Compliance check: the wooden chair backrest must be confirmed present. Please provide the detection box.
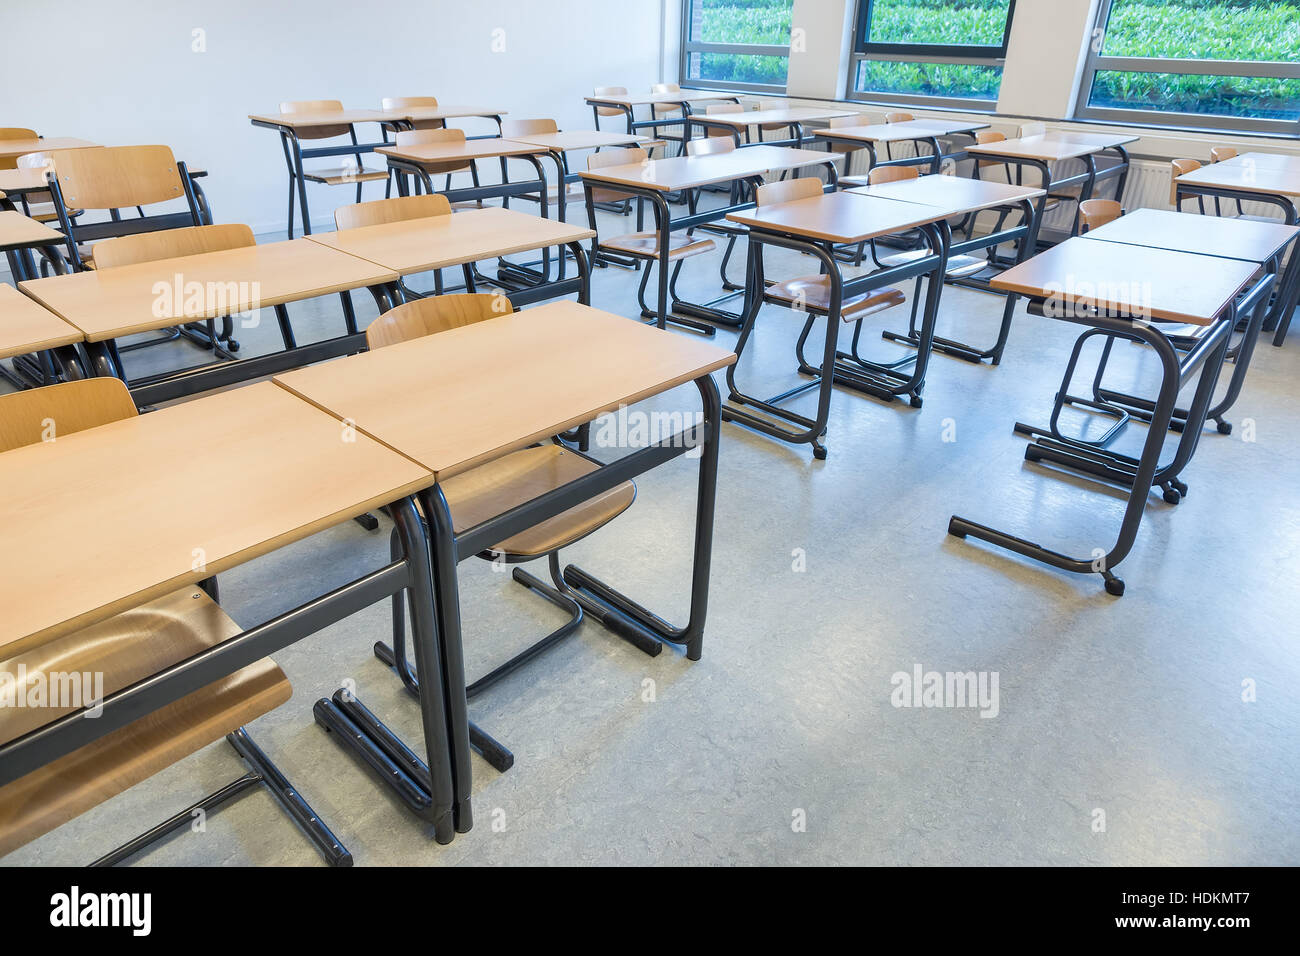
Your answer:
[593,86,627,117]
[686,135,736,158]
[756,177,822,207]
[501,118,558,138]
[0,128,38,170]
[92,224,255,270]
[1018,121,1047,138]
[868,165,920,185]
[0,378,137,454]
[382,96,438,110]
[975,130,1008,170]
[335,194,451,230]
[706,103,744,115]
[1170,158,1201,205]
[652,82,682,117]
[280,99,351,140]
[365,293,512,349]
[395,127,465,147]
[884,111,914,124]
[1210,146,1237,163]
[1078,199,1122,232]
[48,144,185,211]
[587,146,647,171]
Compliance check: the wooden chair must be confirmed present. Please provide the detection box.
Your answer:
[591,85,628,132]
[392,127,480,198]
[381,95,445,132]
[279,100,389,237]
[501,119,585,210]
[884,111,914,124]
[0,128,38,171]
[826,114,871,185]
[334,193,462,297]
[1076,199,1122,233]
[684,136,745,290]
[754,177,906,324]
[0,378,347,866]
[1171,158,1203,212]
[867,165,919,186]
[1018,121,1047,137]
[650,82,686,156]
[585,147,716,310]
[371,295,649,765]
[1210,146,1237,163]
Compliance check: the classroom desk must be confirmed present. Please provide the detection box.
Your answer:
[0,381,464,842]
[377,138,550,215]
[584,90,740,140]
[578,144,839,333]
[19,238,398,405]
[1221,151,1300,171]
[0,210,64,282]
[275,300,735,833]
[1069,208,1300,432]
[0,166,55,199]
[813,118,991,174]
[381,104,508,130]
[0,284,81,390]
[845,174,1045,363]
[721,191,957,457]
[249,110,397,237]
[305,206,594,306]
[965,133,1133,237]
[949,236,1264,595]
[685,106,857,148]
[0,137,100,165]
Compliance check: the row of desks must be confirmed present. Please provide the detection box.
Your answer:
[0,300,736,846]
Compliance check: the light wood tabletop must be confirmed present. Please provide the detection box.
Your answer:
[692,107,857,128]
[376,138,546,164]
[846,174,1044,215]
[20,238,397,342]
[248,109,392,129]
[584,91,737,108]
[1175,160,1300,199]
[1083,208,1300,264]
[507,130,659,152]
[578,144,834,192]
[382,105,508,124]
[0,167,52,196]
[990,236,1261,325]
[1029,130,1140,149]
[0,210,63,252]
[965,135,1103,162]
[0,138,100,162]
[726,190,954,244]
[0,381,432,653]
[814,118,988,144]
[306,207,595,275]
[1222,151,1300,171]
[0,285,82,360]
[274,301,736,481]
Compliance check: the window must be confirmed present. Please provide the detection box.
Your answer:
[680,0,793,92]
[849,0,1015,109]
[1076,0,1300,134]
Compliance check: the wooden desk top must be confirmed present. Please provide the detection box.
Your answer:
[846,174,1044,215]
[21,238,397,342]
[0,167,52,196]
[1176,160,1300,199]
[306,207,594,275]
[814,118,987,144]
[990,236,1260,325]
[274,301,736,481]
[0,138,100,162]
[1084,208,1299,264]
[0,381,432,652]
[0,285,82,360]
[584,91,737,108]
[727,190,955,244]
[578,144,834,192]
[508,130,659,152]
[1224,151,1300,171]
[248,109,392,129]
[0,211,63,252]
[383,105,507,123]
[692,107,857,128]
[965,135,1101,162]
[376,138,545,164]
[1033,130,1140,149]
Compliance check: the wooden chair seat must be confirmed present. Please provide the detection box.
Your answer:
[443,445,636,558]
[0,589,290,856]
[598,232,716,261]
[302,166,390,186]
[22,202,82,223]
[765,276,906,322]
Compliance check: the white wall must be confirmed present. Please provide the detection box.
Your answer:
[0,0,668,234]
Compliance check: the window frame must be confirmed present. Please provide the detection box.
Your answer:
[846,0,1016,110]
[1074,0,1300,136]
[678,0,793,95]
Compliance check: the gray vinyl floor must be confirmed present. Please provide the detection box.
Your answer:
[4,194,1298,866]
